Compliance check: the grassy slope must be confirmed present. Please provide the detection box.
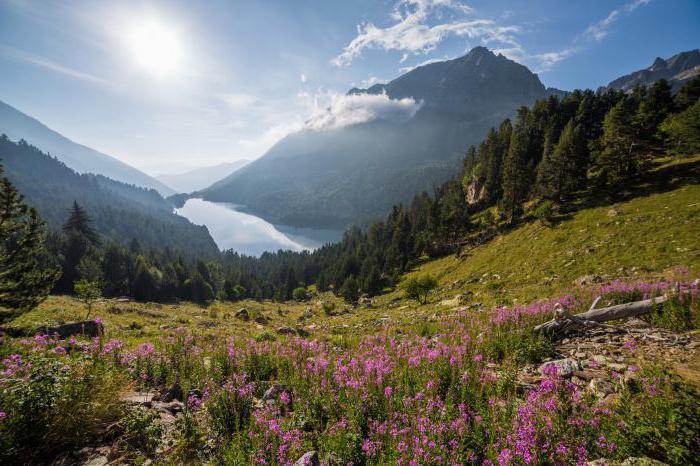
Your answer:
[385,156,700,308]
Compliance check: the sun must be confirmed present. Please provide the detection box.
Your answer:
[125,19,183,76]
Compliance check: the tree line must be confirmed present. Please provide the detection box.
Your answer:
[1,78,698,316]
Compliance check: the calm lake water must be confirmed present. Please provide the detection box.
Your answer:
[175,198,343,256]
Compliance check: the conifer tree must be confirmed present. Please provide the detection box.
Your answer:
[537,121,587,201]
[0,167,58,319]
[501,124,530,222]
[599,97,642,184]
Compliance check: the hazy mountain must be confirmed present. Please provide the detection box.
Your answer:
[603,49,700,93]
[200,47,554,228]
[0,100,174,196]
[156,160,250,194]
[0,136,219,258]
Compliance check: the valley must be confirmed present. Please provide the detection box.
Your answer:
[1,2,699,463]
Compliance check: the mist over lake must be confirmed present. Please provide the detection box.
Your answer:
[175,198,343,256]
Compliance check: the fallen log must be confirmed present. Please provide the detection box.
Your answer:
[534,295,667,334]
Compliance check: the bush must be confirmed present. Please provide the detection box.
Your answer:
[531,200,555,225]
[292,287,308,301]
[402,275,438,304]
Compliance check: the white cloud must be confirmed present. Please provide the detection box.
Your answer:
[331,0,519,66]
[304,92,421,131]
[584,0,652,42]
[398,55,453,73]
[358,76,387,88]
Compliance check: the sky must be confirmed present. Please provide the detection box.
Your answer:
[0,0,698,175]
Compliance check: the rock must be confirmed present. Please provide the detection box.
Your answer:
[358,295,373,307]
[572,370,603,381]
[574,275,604,286]
[294,451,319,466]
[276,326,296,336]
[620,457,668,465]
[254,314,269,324]
[234,308,250,321]
[538,358,581,377]
[160,382,183,402]
[607,363,627,372]
[120,390,157,405]
[296,327,311,338]
[588,378,615,398]
[82,456,108,466]
[686,340,700,350]
[153,401,184,415]
[40,320,104,338]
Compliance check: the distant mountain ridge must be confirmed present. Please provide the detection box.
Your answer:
[201,47,556,228]
[156,160,250,194]
[0,100,174,196]
[603,49,700,93]
[0,136,218,258]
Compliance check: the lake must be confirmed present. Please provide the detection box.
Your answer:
[175,198,343,256]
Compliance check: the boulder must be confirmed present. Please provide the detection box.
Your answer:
[276,326,296,336]
[254,314,270,324]
[234,308,250,321]
[294,451,319,466]
[40,320,103,338]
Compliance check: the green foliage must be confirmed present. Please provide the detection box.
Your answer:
[661,99,700,154]
[530,200,555,226]
[292,286,308,301]
[0,165,58,321]
[339,275,360,303]
[599,96,644,184]
[402,274,437,304]
[121,406,163,457]
[613,368,700,465]
[74,279,102,320]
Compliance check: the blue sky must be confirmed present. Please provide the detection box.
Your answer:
[0,0,698,174]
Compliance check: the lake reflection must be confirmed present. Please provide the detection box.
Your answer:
[175,198,343,256]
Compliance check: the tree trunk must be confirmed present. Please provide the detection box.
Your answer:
[534,296,667,333]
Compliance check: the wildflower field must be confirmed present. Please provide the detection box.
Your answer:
[1,278,699,465]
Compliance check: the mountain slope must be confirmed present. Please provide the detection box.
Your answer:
[603,49,700,93]
[200,47,553,228]
[0,136,218,258]
[156,160,250,194]
[391,156,700,308]
[0,100,174,196]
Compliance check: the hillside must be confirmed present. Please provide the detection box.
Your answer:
[0,136,219,258]
[200,47,554,228]
[395,156,700,307]
[0,100,174,196]
[156,159,250,194]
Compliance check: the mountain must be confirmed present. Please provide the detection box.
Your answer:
[0,136,219,258]
[200,47,554,228]
[156,160,250,194]
[0,100,174,196]
[603,49,700,93]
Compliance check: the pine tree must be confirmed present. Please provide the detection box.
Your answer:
[537,121,587,201]
[0,167,58,319]
[674,76,700,111]
[599,97,642,184]
[63,201,100,245]
[501,123,531,222]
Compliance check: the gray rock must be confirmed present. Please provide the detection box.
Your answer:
[294,451,319,466]
[262,383,290,402]
[588,378,615,398]
[82,456,108,466]
[234,308,250,321]
[538,358,581,377]
[276,326,296,335]
[621,457,668,466]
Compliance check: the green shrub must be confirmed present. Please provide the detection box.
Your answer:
[402,275,438,304]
